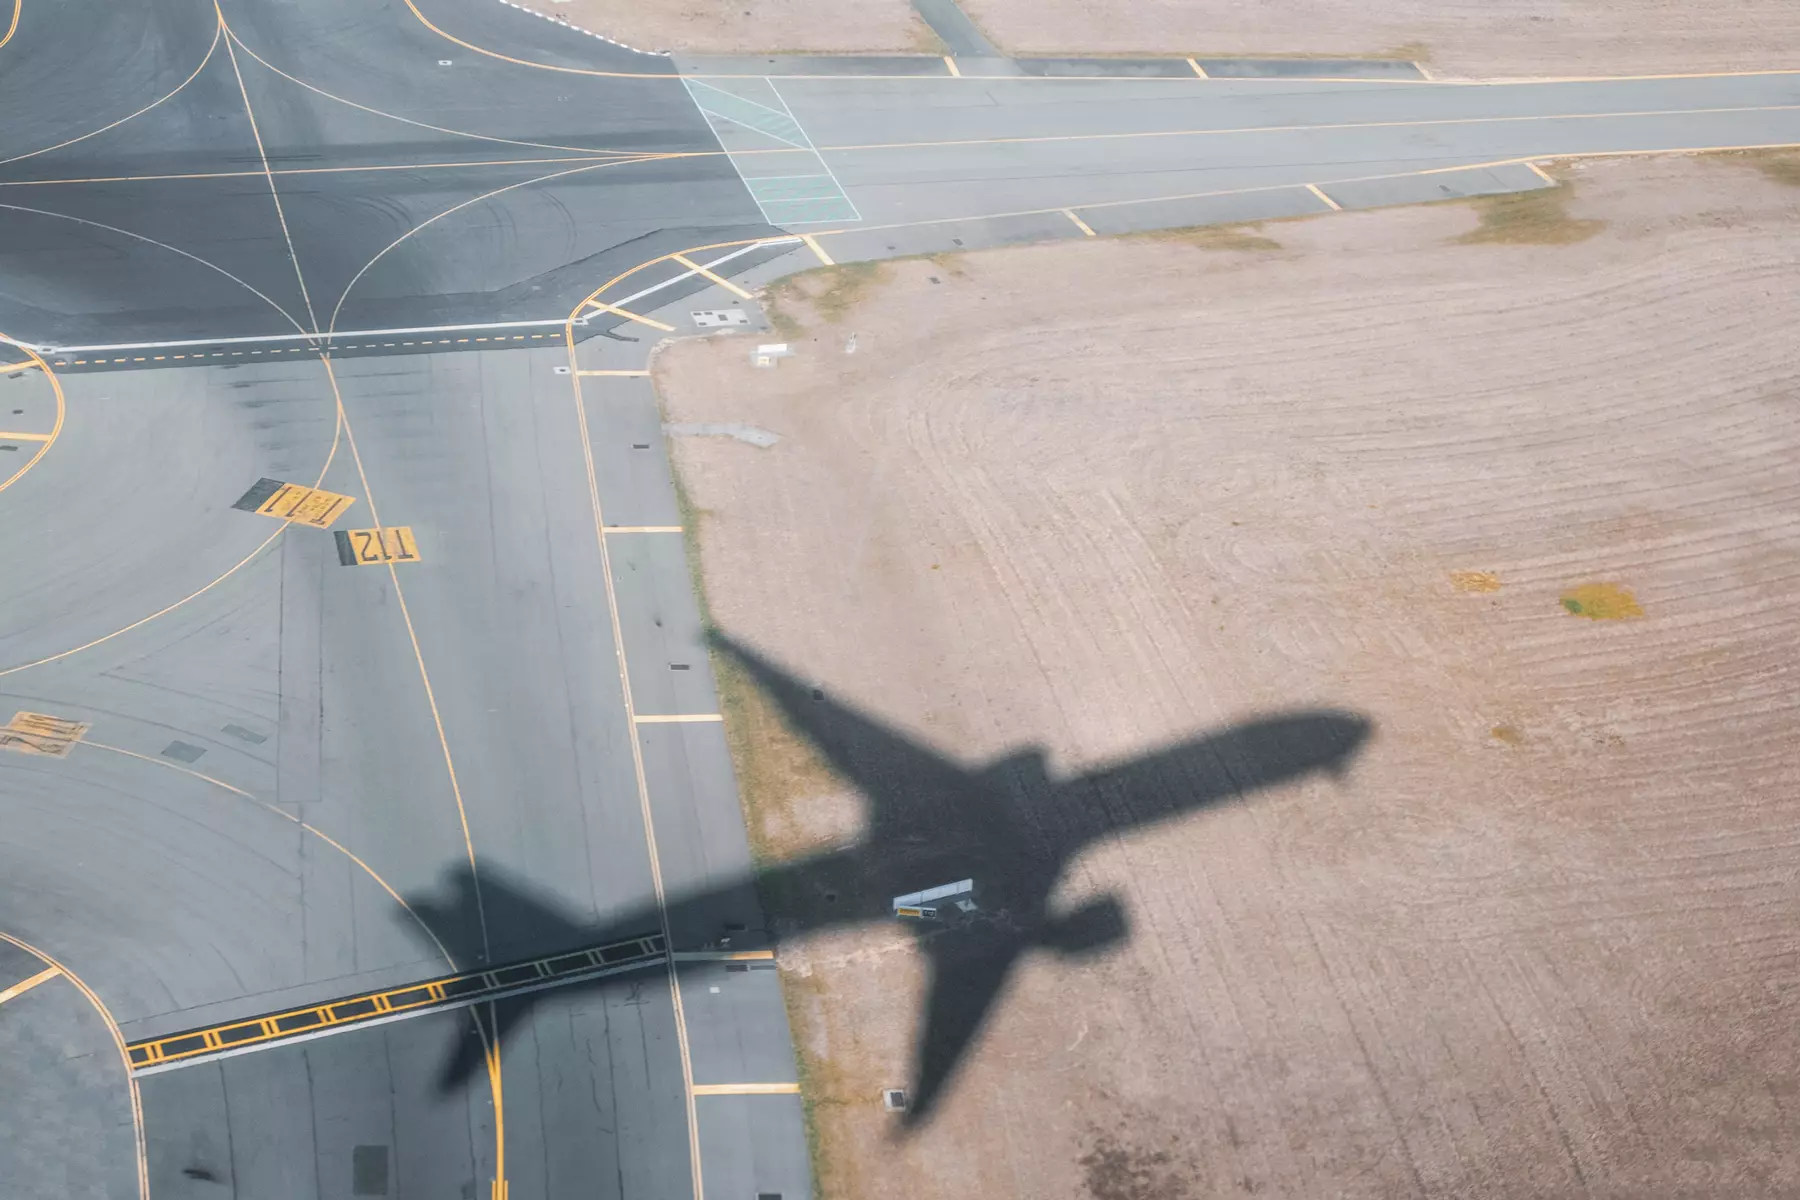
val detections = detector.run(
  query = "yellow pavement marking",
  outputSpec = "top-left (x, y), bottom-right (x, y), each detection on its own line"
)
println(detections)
top-left (124, 931), bottom-right (663, 1069)
top-left (1, 711), bottom-right (90, 757)
top-left (1062, 208), bottom-right (1097, 236)
top-left (670, 253), bottom-right (753, 300)
top-left (0, 932), bottom-right (147, 1200)
top-left (1186, 58), bottom-right (1207, 79)
top-left (577, 369), bottom-right (650, 376)
top-left (632, 713), bottom-right (724, 724)
top-left (220, 15), bottom-right (317, 330)
top-left (943, 56), bottom-right (960, 78)
top-left (801, 233), bottom-right (834, 265)
top-left (0, 0), bottom-right (19, 53)
top-left (3, 19), bottom-right (217, 171)
top-left (337, 525), bottom-right (420, 566)
top-left (256, 482), bottom-right (356, 528)
top-left (0, 430), bottom-right (52, 441)
top-left (0, 359), bottom-right (38, 371)
top-left (1415, 62), bottom-right (1436, 81)
top-left (0, 966), bottom-right (60, 1006)
top-left (672, 949), bottom-right (775, 962)
top-left (0, 154), bottom-right (654, 188)
top-left (228, 30), bottom-right (663, 160)
top-left (0, 335), bottom-right (64, 500)
top-left (1526, 159), bottom-right (1557, 184)
top-left (796, 101), bottom-right (1800, 158)
top-left (1306, 182), bottom-right (1343, 210)
top-left (585, 302), bottom-right (675, 332)
top-left (692, 1082), bottom-right (802, 1096)
top-left (604, 525), bottom-right (683, 533)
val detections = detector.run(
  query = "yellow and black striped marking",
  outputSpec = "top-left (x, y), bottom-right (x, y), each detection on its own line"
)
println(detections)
top-left (336, 525), bottom-right (419, 566)
top-left (233, 477), bottom-right (355, 529)
top-left (126, 932), bottom-right (667, 1073)
top-left (0, 711), bottom-right (90, 758)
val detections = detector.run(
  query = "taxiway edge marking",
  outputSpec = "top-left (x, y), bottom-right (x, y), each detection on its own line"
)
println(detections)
top-left (0, 933), bottom-right (147, 1200)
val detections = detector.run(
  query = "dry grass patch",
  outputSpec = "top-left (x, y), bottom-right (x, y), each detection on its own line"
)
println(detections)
top-left (1146, 223), bottom-right (1284, 252)
top-left (1722, 148), bottom-right (1800, 188)
top-left (762, 262), bottom-right (889, 338)
top-left (1454, 184), bottom-right (1605, 246)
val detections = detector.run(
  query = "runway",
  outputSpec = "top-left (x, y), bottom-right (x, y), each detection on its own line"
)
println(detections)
top-left (1, 0), bottom-right (1796, 1196)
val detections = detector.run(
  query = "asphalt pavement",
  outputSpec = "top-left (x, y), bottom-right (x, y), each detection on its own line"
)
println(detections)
top-left (2, 0), bottom-right (1797, 1197)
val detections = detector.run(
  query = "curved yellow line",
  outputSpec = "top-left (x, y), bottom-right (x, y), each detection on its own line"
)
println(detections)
top-left (327, 153), bottom-right (662, 334)
top-left (0, 336), bottom-right (63, 498)
top-left (0, 390), bottom-right (343, 679)
top-left (0, 0), bottom-right (20, 53)
top-left (77, 740), bottom-right (456, 966)
top-left (0, 19), bottom-right (221, 167)
top-left (0, 931), bottom-right (148, 1200)
top-left (226, 26), bottom-right (665, 157)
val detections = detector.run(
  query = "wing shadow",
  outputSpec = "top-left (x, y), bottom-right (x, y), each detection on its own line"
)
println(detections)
top-left (402, 631), bottom-right (1372, 1128)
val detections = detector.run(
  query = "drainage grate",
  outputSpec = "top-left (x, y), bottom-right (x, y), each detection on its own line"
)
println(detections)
top-left (882, 1089), bottom-right (907, 1112)
top-left (162, 741), bottom-right (205, 764)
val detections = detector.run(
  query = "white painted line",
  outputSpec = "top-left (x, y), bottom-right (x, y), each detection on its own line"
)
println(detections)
top-left (39, 317), bottom-right (574, 355)
top-left (766, 80), bottom-right (862, 223)
top-left (610, 239), bottom-right (797, 309)
top-left (632, 714), bottom-right (723, 724)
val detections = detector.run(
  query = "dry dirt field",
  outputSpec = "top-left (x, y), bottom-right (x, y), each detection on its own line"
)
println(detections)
top-left (657, 153), bottom-right (1800, 1199)
top-left (958, 0), bottom-right (1800, 77)
top-left (547, 0), bottom-right (1796, 75)
top-left (550, 0), bottom-right (935, 55)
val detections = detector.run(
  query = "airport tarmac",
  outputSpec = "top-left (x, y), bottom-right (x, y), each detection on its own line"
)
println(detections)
top-left (2, 0), bottom-right (1797, 1196)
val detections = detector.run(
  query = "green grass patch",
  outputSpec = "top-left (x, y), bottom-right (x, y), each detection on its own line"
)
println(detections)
top-left (761, 261), bottom-right (889, 339)
top-left (1454, 183), bottom-right (1605, 246)
top-left (1142, 222), bottom-right (1283, 252)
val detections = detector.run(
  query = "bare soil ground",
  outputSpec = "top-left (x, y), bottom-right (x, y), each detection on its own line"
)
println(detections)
top-left (549, 0), bottom-right (935, 55)
top-left (957, 0), bottom-right (1800, 77)
top-left (658, 153), bottom-right (1800, 1199)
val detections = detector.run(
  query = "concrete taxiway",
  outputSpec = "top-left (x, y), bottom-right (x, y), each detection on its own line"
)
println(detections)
top-left (2, 0), bottom-right (1797, 1197)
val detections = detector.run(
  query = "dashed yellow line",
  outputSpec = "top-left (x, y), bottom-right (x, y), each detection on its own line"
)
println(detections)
top-left (0, 966), bottom-right (59, 1006)
top-left (670, 253), bottom-right (754, 300)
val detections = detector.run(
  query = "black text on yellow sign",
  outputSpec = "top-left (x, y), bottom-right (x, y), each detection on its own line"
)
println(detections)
top-left (0, 711), bottom-right (90, 758)
top-left (233, 477), bottom-right (355, 529)
top-left (335, 526), bottom-right (420, 567)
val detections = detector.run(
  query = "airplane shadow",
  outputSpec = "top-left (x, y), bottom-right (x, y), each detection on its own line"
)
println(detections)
top-left (404, 631), bottom-right (1372, 1127)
